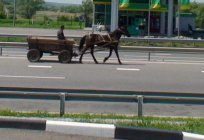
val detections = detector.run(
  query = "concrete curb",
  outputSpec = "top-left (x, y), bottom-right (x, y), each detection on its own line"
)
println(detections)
top-left (0, 118), bottom-right (204, 140)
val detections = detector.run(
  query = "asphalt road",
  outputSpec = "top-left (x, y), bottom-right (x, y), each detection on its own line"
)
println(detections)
top-left (1, 48), bottom-right (204, 93)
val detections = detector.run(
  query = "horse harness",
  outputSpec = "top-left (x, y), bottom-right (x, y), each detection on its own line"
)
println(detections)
top-left (89, 33), bottom-right (118, 48)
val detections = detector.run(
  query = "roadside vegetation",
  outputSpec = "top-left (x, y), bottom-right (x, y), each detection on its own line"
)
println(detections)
top-left (0, 0), bottom-right (93, 29)
top-left (1, 109), bottom-right (204, 135)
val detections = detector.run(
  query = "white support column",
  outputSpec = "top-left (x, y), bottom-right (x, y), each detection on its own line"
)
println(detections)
top-left (111, 0), bottom-right (119, 32)
top-left (167, 0), bottom-right (174, 37)
top-left (160, 0), bottom-right (166, 35)
top-left (92, 4), bottom-right (95, 32)
top-left (160, 13), bottom-right (166, 35)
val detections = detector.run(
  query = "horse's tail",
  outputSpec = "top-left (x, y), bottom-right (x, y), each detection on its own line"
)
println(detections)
top-left (78, 35), bottom-right (86, 52)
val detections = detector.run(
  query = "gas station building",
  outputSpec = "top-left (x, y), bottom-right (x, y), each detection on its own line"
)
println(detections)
top-left (93, 0), bottom-right (192, 37)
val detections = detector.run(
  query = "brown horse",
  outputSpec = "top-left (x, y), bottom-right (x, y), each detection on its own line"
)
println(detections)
top-left (78, 26), bottom-right (130, 64)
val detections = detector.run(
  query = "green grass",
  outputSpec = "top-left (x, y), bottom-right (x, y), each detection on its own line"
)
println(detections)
top-left (1, 109), bottom-right (204, 135)
top-left (0, 19), bottom-right (85, 29)
top-left (0, 37), bottom-right (26, 42)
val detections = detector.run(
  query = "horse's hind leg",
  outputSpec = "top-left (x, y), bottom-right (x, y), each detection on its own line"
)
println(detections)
top-left (91, 46), bottom-right (98, 64)
top-left (79, 53), bottom-right (84, 63)
top-left (103, 47), bottom-right (113, 63)
top-left (114, 47), bottom-right (122, 64)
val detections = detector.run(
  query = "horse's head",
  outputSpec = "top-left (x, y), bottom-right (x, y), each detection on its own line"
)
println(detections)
top-left (111, 26), bottom-right (131, 40)
top-left (118, 26), bottom-right (131, 37)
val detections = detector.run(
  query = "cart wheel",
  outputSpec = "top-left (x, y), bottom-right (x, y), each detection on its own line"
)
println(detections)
top-left (27, 49), bottom-right (41, 62)
top-left (58, 50), bottom-right (72, 63)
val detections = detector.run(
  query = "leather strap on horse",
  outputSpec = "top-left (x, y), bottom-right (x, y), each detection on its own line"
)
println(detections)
top-left (108, 34), bottom-right (112, 42)
top-left (98, 34), bottom-right (105, 42)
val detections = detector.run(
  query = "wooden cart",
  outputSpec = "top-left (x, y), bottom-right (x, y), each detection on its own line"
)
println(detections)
top-left (27, 37), bottom-right (78, 63)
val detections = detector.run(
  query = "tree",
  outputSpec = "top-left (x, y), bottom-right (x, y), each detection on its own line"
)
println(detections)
top-left (0, 0), bottom-right (6, 19)
top-left (17, 0), bottom-right (44, 23)
top-left (189, 2), bottom-right (204, 28)
top-left (81, 0), bottom-right (93, 27)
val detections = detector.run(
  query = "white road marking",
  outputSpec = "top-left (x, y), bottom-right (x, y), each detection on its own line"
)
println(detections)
top-left (124, 55), bottom-right (141, 58)
top-left (154, 53), bottom-right (172, 56)
top-left (202, 71), bottom-right (204, 73)
top-left (28, 65), bottom-right (52, 68)
top-left (117, 68), bottom-right (140, 71)
top-left (97, 52), bottom-right (109, 54)
top-left (0, 56), bottom-right (25, 59)
top-left (0, 75), bottom-right (65, 79)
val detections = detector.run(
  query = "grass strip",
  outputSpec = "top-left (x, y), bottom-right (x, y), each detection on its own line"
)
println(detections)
top-left (0, 19), bottom-right (84, 29)
top-left (0, 37), bottom-right (26, 42)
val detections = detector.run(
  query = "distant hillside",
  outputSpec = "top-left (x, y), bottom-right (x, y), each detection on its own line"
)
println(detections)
top-left (44, 2), bottom-right (80, 8)
top-left (43, 2), bottom-right (80, 11)
top-left (2, 1), bottom-right (80, 10)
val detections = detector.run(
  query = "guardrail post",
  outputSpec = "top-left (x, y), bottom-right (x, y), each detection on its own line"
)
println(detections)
top-left (0, 47), bottom-right (2, 56)
top-left (60, 93), bottom-right (65, 117)
top-left (148, 52), bottom-right (151, 61)
top-left (137, 96), bottom-right (143, 117)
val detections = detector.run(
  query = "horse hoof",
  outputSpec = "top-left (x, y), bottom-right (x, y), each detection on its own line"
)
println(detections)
top-left (103, 58), bottom-right (107, 63)
top-left (119, 62), bottom-right (122, 65)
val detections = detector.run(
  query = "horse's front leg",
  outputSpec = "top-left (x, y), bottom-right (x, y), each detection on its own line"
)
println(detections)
top-left (103, 47), bottom-right (113, 63)
top-left (91, 46), bottom-right (98, 64)
top-left (79, 47), bottom-right (89, 63)
top-left (114, 46), bottom-right (122, 64)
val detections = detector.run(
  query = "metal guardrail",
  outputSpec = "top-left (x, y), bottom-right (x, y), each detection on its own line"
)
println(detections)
top-left (123, 37), bottom-right (204, 43)
top-left (0, 87), bottom-right (204, 117)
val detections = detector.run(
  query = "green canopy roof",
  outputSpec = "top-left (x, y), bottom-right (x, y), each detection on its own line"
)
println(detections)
top-left (120, 0), bottom-right (129, 8)
top-left (93, 0), bottom-right (190, 11)
top-left (179, 0), bottom-right (190, 10)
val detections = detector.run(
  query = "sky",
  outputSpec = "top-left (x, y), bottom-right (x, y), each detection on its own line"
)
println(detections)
top-left (44, 0), bottom-right (203, 4)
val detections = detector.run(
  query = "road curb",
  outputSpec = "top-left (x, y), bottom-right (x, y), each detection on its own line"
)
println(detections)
top-left (0, 118), bottom-right (204, 140)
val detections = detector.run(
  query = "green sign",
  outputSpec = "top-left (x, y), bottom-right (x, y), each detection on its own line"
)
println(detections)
top-left (120, 0), bottom-right (129, 8)
top-left (151, 0), bottom-right (161, 9)
top-left (179, 0), bottom-right (190, 10)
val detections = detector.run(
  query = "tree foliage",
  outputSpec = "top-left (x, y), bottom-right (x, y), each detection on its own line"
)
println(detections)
top-left (0, 0), bottom-right (6, 18)
top-left (17, 0), bottom-right (44, 20)
top-left (81, 0), bottom-right (93, 27)
top-left (189, 2), bottom-right (204, 28)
